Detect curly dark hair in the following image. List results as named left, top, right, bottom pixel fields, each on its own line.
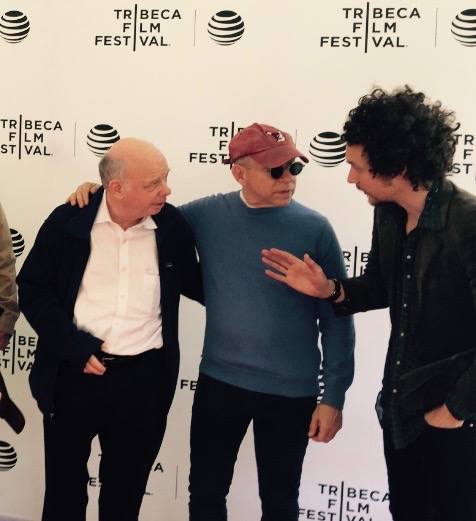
left=342, top=86, right=459, bottom=190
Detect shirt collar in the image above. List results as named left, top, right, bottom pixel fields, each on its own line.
left=417, top=180, right=441, bottom=231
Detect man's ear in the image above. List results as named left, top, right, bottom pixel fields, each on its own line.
left=231, top=164, right=246, bottom=187
left=108, top=178, right=124, bottom=199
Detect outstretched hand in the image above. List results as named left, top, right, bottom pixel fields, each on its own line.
left=262, top=248, right=333, bottom=298
left=66, top=182, right=100, bottom=207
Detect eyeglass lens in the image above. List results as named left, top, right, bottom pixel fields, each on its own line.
left=270, top=162, right=304, bottom=179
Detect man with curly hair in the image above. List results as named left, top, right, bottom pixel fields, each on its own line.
left=262, top=86, right=476, bottom=520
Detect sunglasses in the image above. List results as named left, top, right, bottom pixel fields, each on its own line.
left=267, top=161, right=304, bottom=179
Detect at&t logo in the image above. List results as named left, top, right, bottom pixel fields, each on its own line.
left=207, top=11, right=244, bottom=45
left=309, top=132, right=346, bottom=167
left=10, top=229, right=25, bottom=257
left=0, top=442, right=17, bottom=471
left=86, top=125, right=121, bottom=157
left=451, top=10, right=476, bottom=47
left=0, top=11, right=30, bottom=44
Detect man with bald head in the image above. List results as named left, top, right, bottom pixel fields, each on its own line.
left=17, top=138, right=203, bottom=521
left=70, top=124, right=354, bottom=521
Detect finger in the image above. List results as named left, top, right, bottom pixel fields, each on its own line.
left=264, top=269, right=287, bottom=282
left=262, top=256, right=288, bottom=273
left=83, top=362, right=96, bottom=375
left=76, top=189, right=88, bottom=208
left=308, top=415, right=319, bottom=438
left=263, top=248, right=296, bottom=265
left=66, top=193, right=77, bottom=206
left=84, top=356, right=106, bottom=375
left=303, top=254, right=321, bottom=271
left=316, top=426, right=332, bottom=443
left=83, top=362, right=101, bottom=375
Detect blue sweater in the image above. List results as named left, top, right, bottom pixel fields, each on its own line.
left=180, top=192, right=354, bottom=408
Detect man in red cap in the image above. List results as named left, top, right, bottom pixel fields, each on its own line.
left=0, top=202, right=25, bottom=435
left=68, top=124, right=355, bottom=521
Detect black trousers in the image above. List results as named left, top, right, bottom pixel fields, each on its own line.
left=383, top=421, right=476, bottom=521
left=189, top=373, right=317, bottom=521
left=42, top=349, right=169, bottom=521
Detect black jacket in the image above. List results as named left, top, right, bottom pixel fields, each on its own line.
left=17, top=188, right=203, bottom=415
left=336, top=179, right=476, bottom=418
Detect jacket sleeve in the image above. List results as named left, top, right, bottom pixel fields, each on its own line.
left=335, top=210, right=389, bottom=316
left=17, top=210, right=103, bottom=370
left=177, top=213, right=204, bottom=305
left=0, top=203, right=19, bottom=335
left=444, top=210, right=476, bottom=419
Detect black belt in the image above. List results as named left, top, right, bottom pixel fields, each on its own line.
left=97, top=349, right=158, bottom=367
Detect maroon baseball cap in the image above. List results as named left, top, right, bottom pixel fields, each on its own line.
left=223, top=123, right=309, bottom=168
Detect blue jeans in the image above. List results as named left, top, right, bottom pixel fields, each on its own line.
left=383, top=421, right=476, bottom=520
left=188, top=373, right=317, bottom=521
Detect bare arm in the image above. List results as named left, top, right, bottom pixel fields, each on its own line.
left=262, top=248, right=345, bottom=302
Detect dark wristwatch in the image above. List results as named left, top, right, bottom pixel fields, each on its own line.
left=325, top=278, right=342, bottom=303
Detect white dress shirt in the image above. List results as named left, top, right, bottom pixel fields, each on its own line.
left=74, top=193, right=163, bottom=355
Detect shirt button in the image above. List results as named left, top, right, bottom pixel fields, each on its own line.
left=469, top=423, right=474, bottom=428
left=400, top=332, right=405, bottom=337
left=396, top=360, right=401, bottom=365
left=120, top=294, right=125, bottom=299
left=403, top=303, right=408, bottom=308
left=393, top=389, right=398, bottom=394
left=406, top=255, right=411, bottom=259
left=407, top=274, right=411, bottom=279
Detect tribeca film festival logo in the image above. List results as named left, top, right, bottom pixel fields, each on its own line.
left=86, top=124, right=121, bottom=157
left=0, top=442, right=18, bottom=471
left=89, top=456, right=165, bottom=495
left=451, top=10, right=476, bottom=47
left=207, top=11, right=244, bottom=45
left=2, top=225, right=35, bottom=376
left=344, top=247, right=369, bottom=277
left=0, top=116, right=63, bottom=159
left=0, top=11, right=30, bottom=44
left=300, top=482, right=389, bottom=521
left=451, top=126, right=475, bottom=179
left=189, top=122, right=244, bottom=164
left=319, top=4, right=421, bottom=51
left=1, top=331, right=36, bottom=375
left=94, top=6, right=182, bottom=49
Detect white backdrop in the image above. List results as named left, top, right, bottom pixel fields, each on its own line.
left=0, top=1, right=475, bottom=519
